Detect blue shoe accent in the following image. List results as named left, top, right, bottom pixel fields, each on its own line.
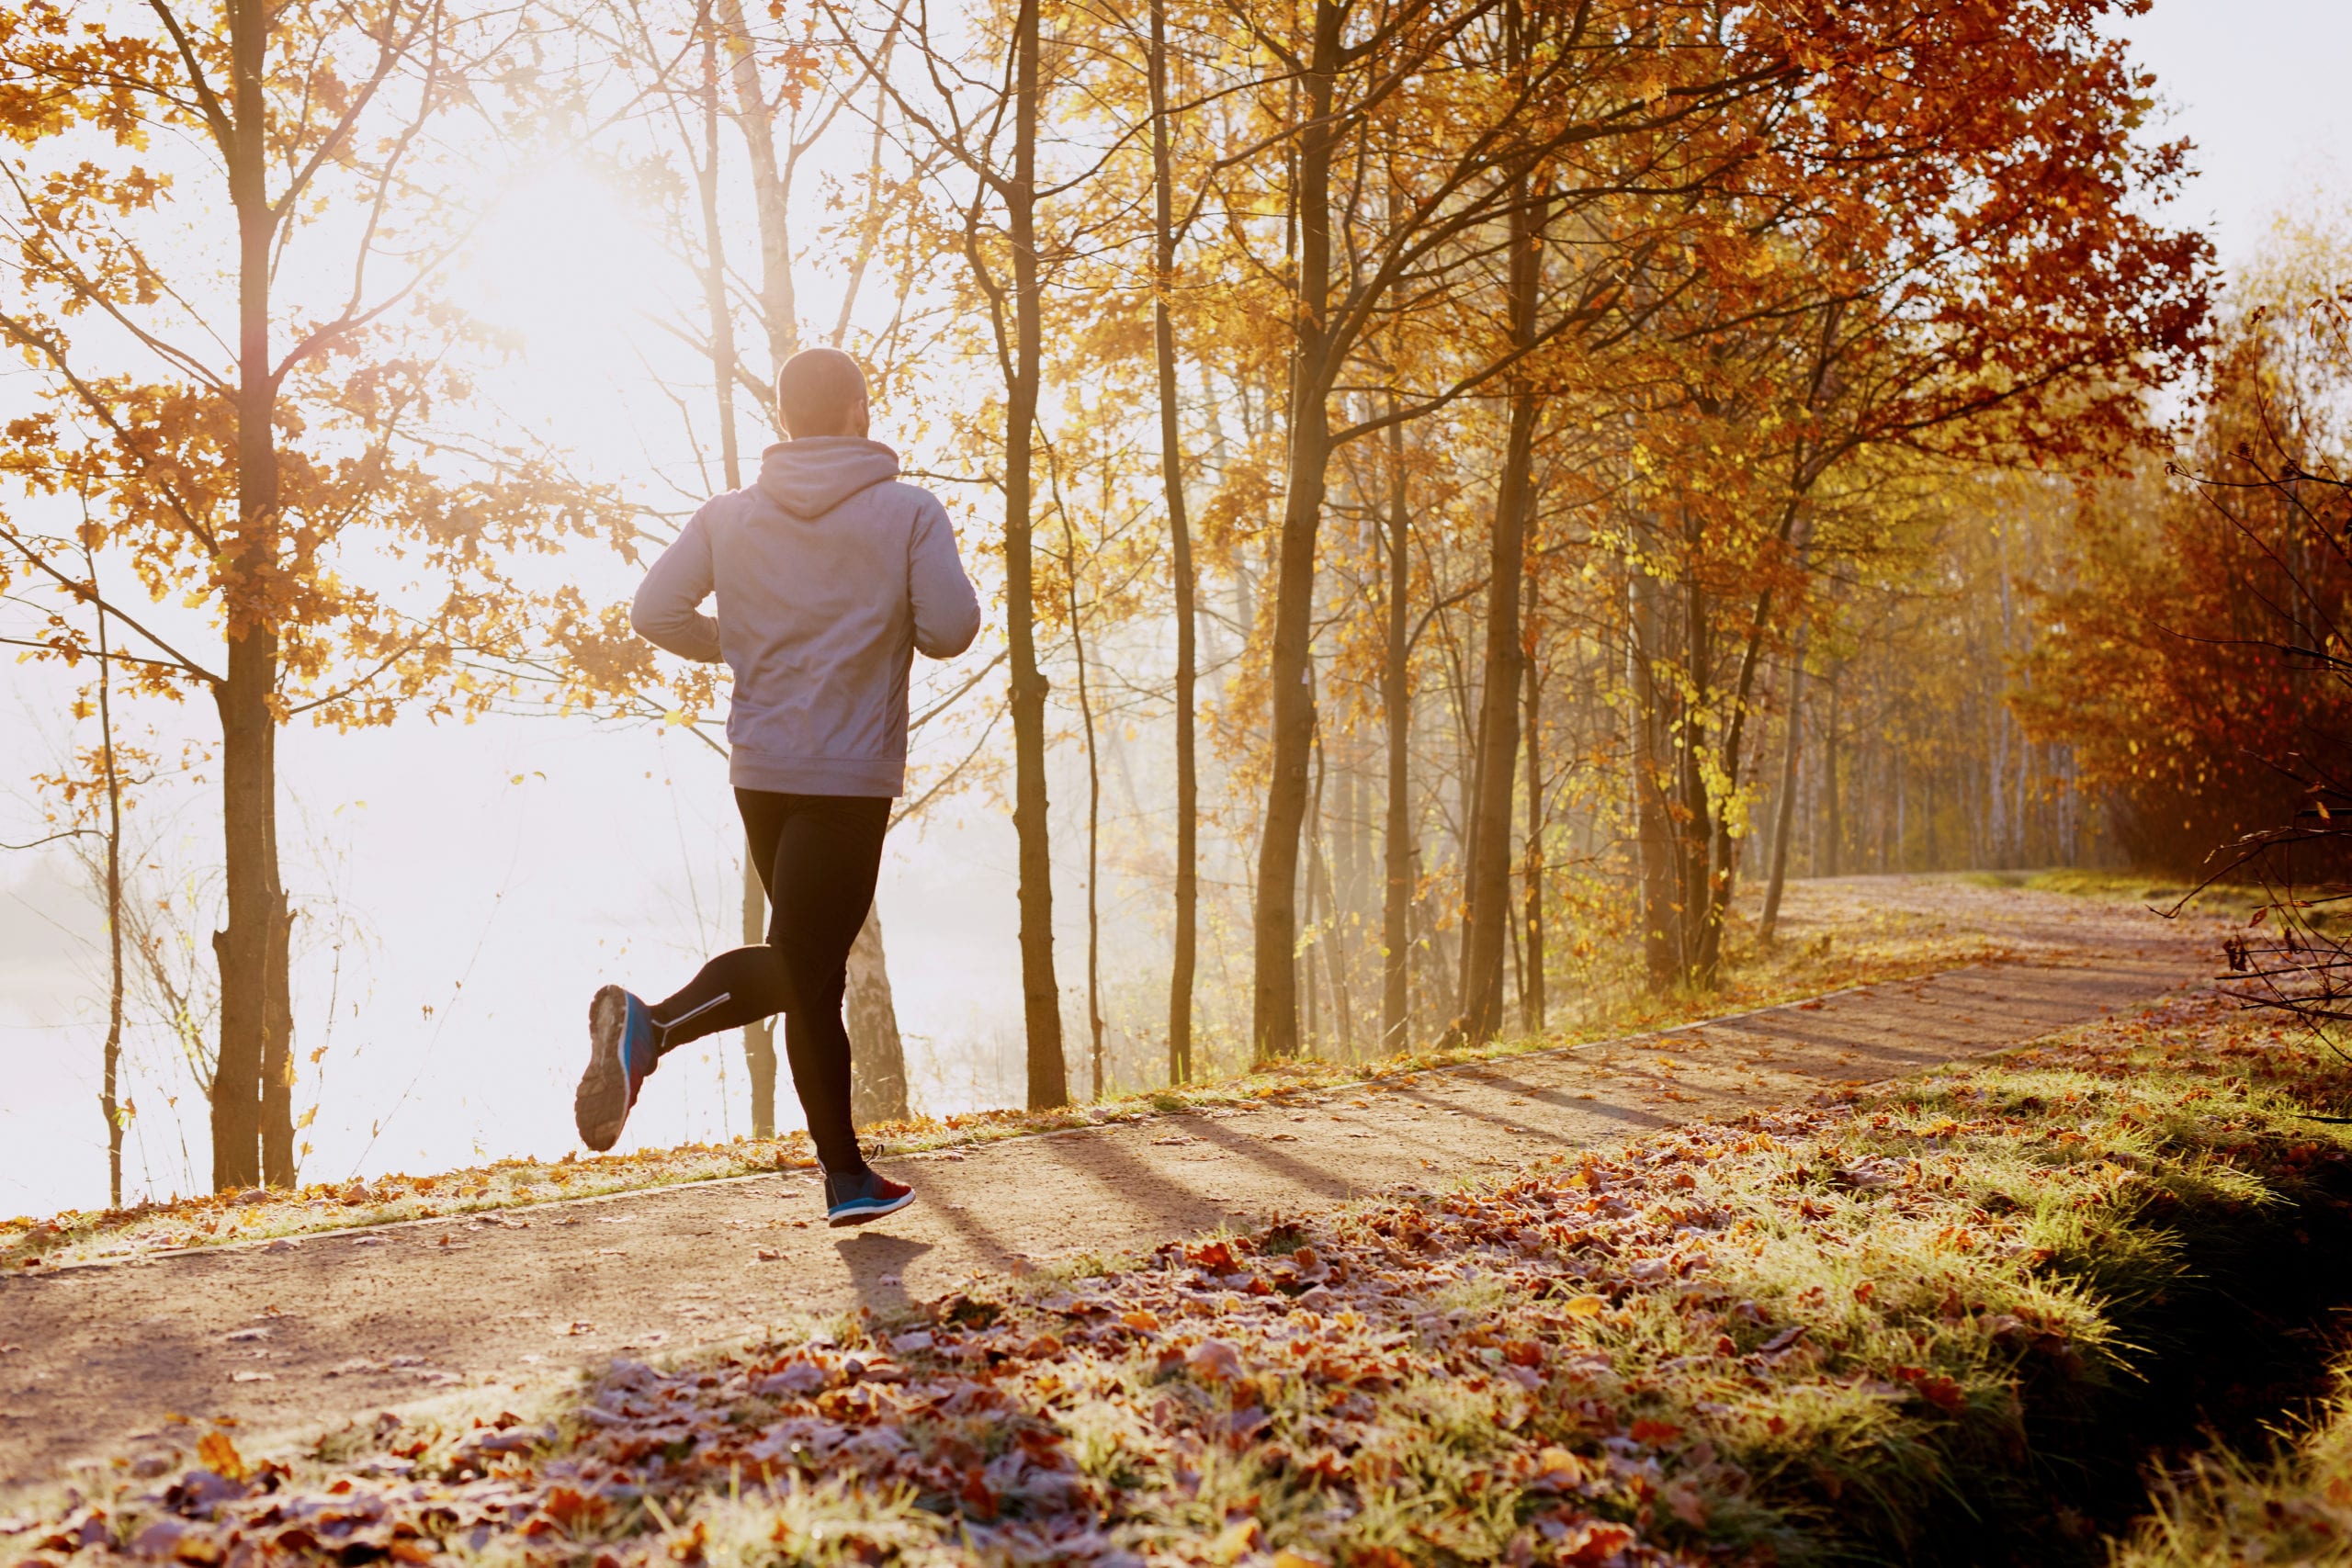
left=825, top=1167, right=914, bottom=1228
left=576, top=985, right=659, bottom=1151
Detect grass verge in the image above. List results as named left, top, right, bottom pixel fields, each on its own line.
left=1962, top=867, right=2282, bottom=924
left=4, top=901, right=2014, bottom=1271
left=6, top=991, right=2348, bottom=1567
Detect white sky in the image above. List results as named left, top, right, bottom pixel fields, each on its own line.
left=4, top=0, right=2349, bottom=1217
left=2116, top=0, right=2352, bottom=270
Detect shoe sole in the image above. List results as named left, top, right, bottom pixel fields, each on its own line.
left=575, top=985, right=631, bottom=1152
left=827, top=1190, right=916, bottom=1229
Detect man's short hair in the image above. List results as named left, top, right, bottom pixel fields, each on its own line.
left=775, top=347, right=869, bottom=438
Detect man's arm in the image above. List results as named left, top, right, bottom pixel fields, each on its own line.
left=909, top=496, right=983, bottom=659
left=630, top=505, right=725, bottom=663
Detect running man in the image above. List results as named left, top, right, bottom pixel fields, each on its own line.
left=572, top=347, right=980, bottom=1227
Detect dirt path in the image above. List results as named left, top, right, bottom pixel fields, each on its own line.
left=0, top=878, right=2222, bottom=1489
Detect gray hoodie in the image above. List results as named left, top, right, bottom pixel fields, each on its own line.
left=630, top=437, right=983, bottom=797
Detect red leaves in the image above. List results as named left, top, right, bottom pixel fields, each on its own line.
left=537, top=1487, right=605, bottom=1536
left=1187, top=1240, right=1239, bottom=1272
left=1627, top=1418, right=1683, bottom=1447
left=1558, top=1521, right=1637, bottom=1563
left=957, top=1467, right=999, bottom=1522
left=1894, top=1366, right=1968, bottom=1413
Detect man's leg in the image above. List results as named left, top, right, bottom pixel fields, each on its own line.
left=765, top=794, right=892, bottom=1176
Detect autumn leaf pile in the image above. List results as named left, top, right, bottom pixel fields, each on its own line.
left=6, top=993, right=2350, bottom=1567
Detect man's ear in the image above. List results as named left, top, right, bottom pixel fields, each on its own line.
left=852, top=398, right=872, bottom=439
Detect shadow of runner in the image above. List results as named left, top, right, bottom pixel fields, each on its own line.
left=832, top=1233, right=933, bottom=1315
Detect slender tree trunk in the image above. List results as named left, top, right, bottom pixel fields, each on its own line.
left=1456, top=182, right=1544, bottom=1043
left=1066, top=513, right=1106, bottom=1098
left=741, top=866, right=777, bottom=1134
left=1379, top=412, right=1412, bottom=1053
left=1758, top=636, right=1808, bottom=943
left=1630, top=566, right=1676, bottom=988
left=1520, top=571, right=1544, bottom=1035
left=1307, top=739, right=1353, bottom=1055
left=1673, top=568, right=1713, bottom=978
left=94, top=559, right=125, bottom=1208
left=846, top=909, right=910, bottom=1123
left=689, top=17, right=782, bottom=1134
left=1250, top=4, right=1340, bottom=1064
left=215, top=0, right=290, bottom=1191
left=1006, top=0, right=1067, bottom=1106
left=1824, top=671, right=1844, bottom=876
left=714, top=0, right=797, bottom=374
left=1149, top=0, right=1196, bottom=1086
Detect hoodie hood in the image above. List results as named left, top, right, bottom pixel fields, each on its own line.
left=756, top=436, right=900, bottom=519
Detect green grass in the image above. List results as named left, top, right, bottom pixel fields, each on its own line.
left=12, top=993, right=2352, bottom=1567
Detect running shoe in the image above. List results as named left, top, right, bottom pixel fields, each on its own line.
left=825, top=1167, right=915, bottom=1228
left=575, top=985, right=659, bottom=1152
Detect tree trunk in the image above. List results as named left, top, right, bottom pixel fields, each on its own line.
left=1066, top=510, right=1107, bottom=1098
left=1520, top=571, right=1544, bottom=1035
left=1824, top=672, right=1844, bottom=876
left=1455, top=181, right=1544, bottom=1043
left=1149, top=0, right=1197, bottom=1088
left=1630, top=567, right=1677, bottom=988
left=742, top=862, right=777, bottom=1134
left=1308, top=739, right=1353, bottom=1055
left=1249, top=2, right=1340, bottom=1063
left=714, top=0, right=797, bottom=378
left=95, top=568, right=125, bottom=1208
left=846, top=908, right=909, bottom=1124
left=1758, top=637, right=1808, bottom=943
left=1006, top=0, right=1067, bottom=1107
left=1379, top=412, right=1412, bottom=1054
left=689, top=11, right=783, bottom=1137
left=214, top=0, right=290, bottom=1192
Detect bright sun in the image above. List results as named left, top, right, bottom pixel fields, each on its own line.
left=451, top=157, right=678, bottom=378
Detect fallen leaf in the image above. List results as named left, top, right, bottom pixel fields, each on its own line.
left=195, top=1429, right=246, bottom=1483
left=1210, top=1517, right=1261, bottom=1562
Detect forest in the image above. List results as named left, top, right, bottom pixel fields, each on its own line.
left=4, top=0, right=2247, bottom=1201
left=17, top=1, right=2352, bottom=1562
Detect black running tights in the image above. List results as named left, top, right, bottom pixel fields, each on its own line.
left=647, top=790, right=890, bottom=1174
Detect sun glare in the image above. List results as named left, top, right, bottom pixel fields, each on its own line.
left=453, top=158, right=676, bottom=380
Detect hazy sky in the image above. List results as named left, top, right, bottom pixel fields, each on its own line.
left=4, top=0, right=2350, bottom=1218
left=2117, top=0, right=2352, bottom=267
